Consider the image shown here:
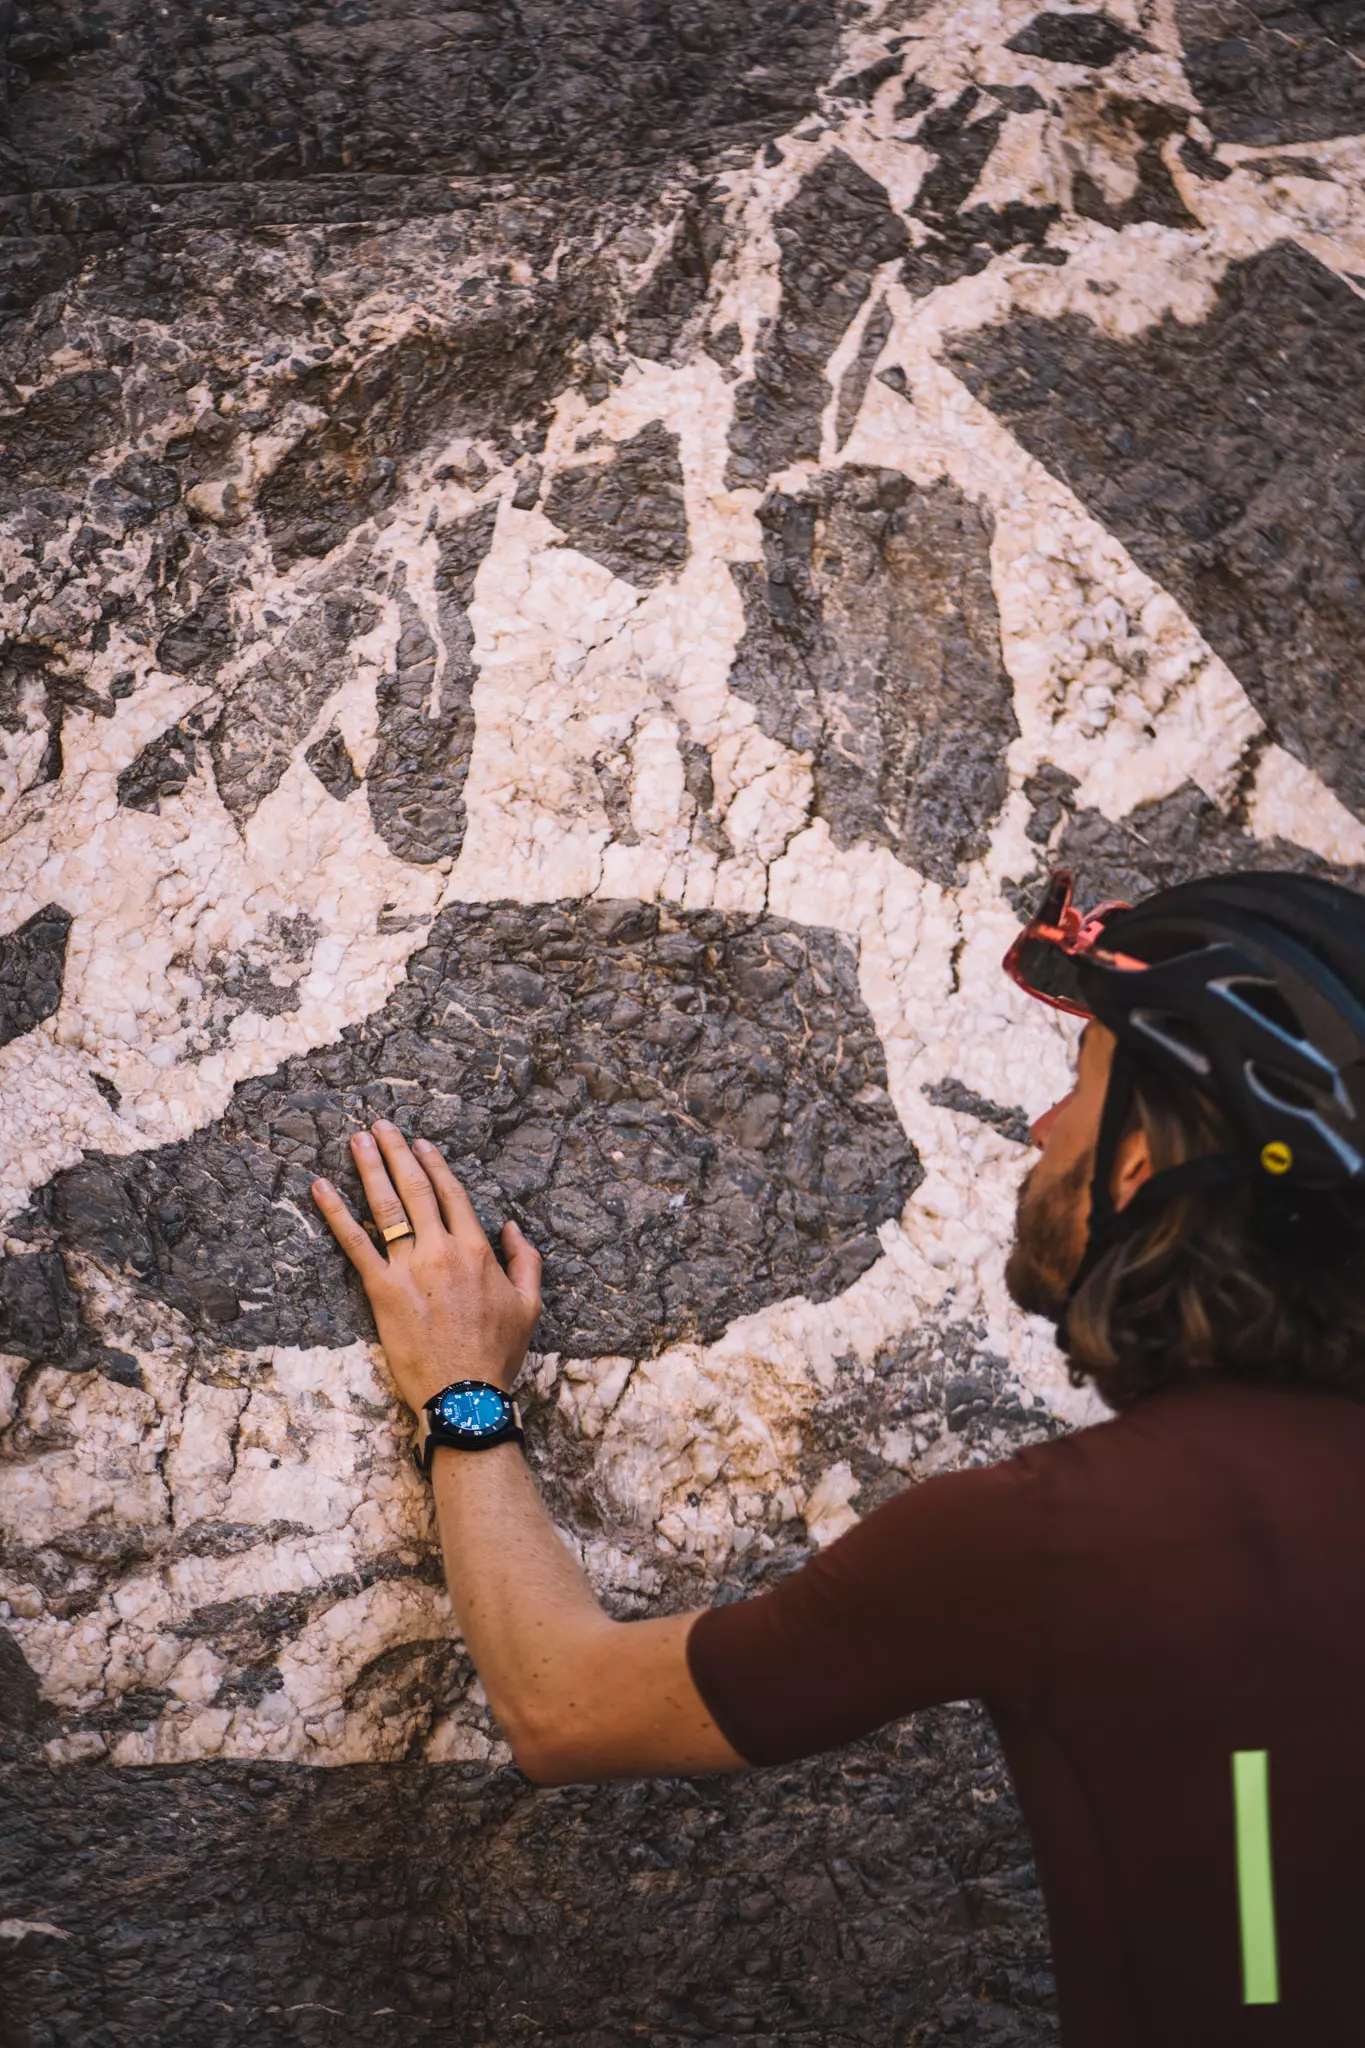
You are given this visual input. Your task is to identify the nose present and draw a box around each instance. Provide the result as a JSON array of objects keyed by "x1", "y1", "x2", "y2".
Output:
[{"x1": 1030, "y1": 1098, "x2": 1066, "y2": 1149}]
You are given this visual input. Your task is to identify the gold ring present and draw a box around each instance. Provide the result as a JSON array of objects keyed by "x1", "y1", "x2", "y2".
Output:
[{"x1": 382, "y1": 1220, "x2": 415, "y2": 1244}]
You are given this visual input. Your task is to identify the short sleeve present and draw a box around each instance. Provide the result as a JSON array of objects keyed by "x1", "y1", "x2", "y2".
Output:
[{"x1": 686, "y1": 1453, "x2": 1044, "y2": 1766}]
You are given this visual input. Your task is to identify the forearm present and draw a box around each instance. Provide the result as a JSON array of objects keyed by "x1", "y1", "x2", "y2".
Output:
[
  {"x1": 428, "y1": 1443, "x2": 739, "y2": 1783},
  {"x1": 429, "y1": 1440, "x2": 608, "y2": 1744}
]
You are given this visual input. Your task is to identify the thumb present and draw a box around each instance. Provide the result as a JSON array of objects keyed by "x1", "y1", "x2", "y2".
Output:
[{"x1": 502, "y1": 1218, "x2": 543, "y2": 1315}]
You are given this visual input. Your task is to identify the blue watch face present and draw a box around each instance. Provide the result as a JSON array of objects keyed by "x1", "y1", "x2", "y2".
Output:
[{"x1": 436, "y1": 1384, "x2": 509, "y2": 1435}]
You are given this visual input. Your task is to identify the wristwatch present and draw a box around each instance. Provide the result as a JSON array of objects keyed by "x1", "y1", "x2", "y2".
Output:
[{"x1": 412, "y1": 1379, "x2": 524, "y2": 1477}]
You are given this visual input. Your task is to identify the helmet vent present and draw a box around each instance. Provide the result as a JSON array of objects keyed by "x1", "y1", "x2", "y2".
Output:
[
  {"x1": 1245, "y1": 1060, "x2": 1322, "y2": 1116},
  {"x1": 1215, "y1": 977, "x2": 1305, "y2": 1042},
  {"x1": 1131, "y1": 1008, "x2": 1211, "y2": 1076}
]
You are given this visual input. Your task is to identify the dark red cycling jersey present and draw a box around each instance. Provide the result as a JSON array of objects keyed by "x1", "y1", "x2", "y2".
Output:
[{"x1": 687, "y1": 1379, "x2": 1365, "y2": 2046}]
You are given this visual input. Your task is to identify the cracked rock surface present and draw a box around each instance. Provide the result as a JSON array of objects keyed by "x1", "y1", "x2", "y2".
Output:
[
  {"x1": 7, "y1": 899, "x2": 919, "y2": 1362},
  {"x1": 731, "y1": 468, "x2": 1019, "y2": 887},
  {"x1": 948, "y1": 242, "x2": 1365, "y2": 825}
]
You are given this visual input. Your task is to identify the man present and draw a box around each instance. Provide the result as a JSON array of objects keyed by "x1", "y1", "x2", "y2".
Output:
[{"x1": 312, "y1": 869, "x2": 1365, "y2": 2046}]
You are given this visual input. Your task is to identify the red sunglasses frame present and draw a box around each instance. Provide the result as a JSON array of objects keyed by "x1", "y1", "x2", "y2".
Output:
[{"x1": 1002, "y1": 870, "x2": 1143, "y2": 1019}]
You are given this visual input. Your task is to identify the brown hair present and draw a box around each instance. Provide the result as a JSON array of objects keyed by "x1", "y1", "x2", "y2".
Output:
[{"x1": 1065, "y1": 1065, "x2": 1365, "y2": 1408}]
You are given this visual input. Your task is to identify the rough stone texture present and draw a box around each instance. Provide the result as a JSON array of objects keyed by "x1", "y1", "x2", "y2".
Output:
[
  {"x1": 365, "y1": 504, "x2": 497, "y2": 865},
  {"x1": 923, "y1": 1079, "x2": 1032, "y2": 1149},
  {"x1": 0, "y1": 1710, "x2": 1056, "y2": 2048},
  {"x1": 1005, "y1": 11, "x2": 1152, "y2": 66},
  {"x1": 1010, "y1": 779, "x2": 1365, "y2": 913},
  {"x1": 0, "y1": 0, "x2": 842, "y2": 196},
  {"x1": 730, "y1": 469, "x2": 1019, "y2": 885},
  {"x1": 622, "y1": 187, "x2": 730, "y2": 365},
  {"x1": 900, "y1": 87, "x2": 1059, "y2": 298},
  {"x1": 947, "y1": 242, "x2": 1365, "y2": 824},
  {"x1": 303, "y1": 724, "x2": 360, "y2": 803},
  {"x1": 5, "y1": 900, "x2": 920, "y2": 1363},
  {"x1": 835, "y1": 296, "x2": 895, "y2": 448},
  {"x1": 253, "y1": 285, "x2": 594, "y2": 568},
  {"x1": 727, "y1": 151, "x2": 909, "y2": 486},
  {"x1": 0, "y1": 904, "x2": 72, "y2": 1047},
  {"x1": 1176, "y1": 0, "x2": 1365, "y2": 145},
  {"x1": 544, "y1": 421, "x2": 690, "y2": 588},
  {"x1": 2, "y1": 0, "x2": 1364, "y2": 2038},
  {"x1": 210, "y1": 588, "x2": 380, "y2": 826},
  {"x1": 117, "y1": 718, "x2": 205, "y2": 814}
]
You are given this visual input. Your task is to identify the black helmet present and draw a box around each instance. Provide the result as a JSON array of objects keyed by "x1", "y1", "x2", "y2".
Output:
[{"x1": 1004, "y1": 868, "x2": 1365, "y2": 1318}]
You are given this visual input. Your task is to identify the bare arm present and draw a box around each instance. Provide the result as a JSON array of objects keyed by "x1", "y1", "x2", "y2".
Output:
[{"x1": 312, "y1": 1119, "x2": 744, "y2": 1784}]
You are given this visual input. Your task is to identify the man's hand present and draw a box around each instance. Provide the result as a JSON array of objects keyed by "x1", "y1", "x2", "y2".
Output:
[{"x1": 312, "y1": 1120, "x2": 542, "y2": 1410}]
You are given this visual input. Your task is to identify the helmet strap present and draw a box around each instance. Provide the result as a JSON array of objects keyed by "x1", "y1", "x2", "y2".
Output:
[{"x1": 1055, "y1": 1043, "x2": 1242, "y2": 1349}]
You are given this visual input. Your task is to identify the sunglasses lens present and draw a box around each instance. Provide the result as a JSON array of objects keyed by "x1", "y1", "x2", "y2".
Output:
[{"x1": 1012, "y1": 936, "x2": 1090, "y2": 1011}]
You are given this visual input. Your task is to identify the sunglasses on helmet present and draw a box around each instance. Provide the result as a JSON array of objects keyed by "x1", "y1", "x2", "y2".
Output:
[{"x1": 1002, "y1": 870, "x2": 1143, "y2": 1018}]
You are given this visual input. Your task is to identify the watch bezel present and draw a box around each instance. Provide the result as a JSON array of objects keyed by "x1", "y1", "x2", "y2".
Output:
[{"x1": 412, "y1": 1379, "x2": 524, "y2": 1476}]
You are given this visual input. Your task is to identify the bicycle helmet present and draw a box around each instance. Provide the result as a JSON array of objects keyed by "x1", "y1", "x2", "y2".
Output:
[{"x1": 1004, "y1": 867, "x2": 1365, "y2": 1319}]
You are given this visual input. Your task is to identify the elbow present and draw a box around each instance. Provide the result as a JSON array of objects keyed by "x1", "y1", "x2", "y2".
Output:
[
  {"x1": 507, "y1": 1730, "x2": 597, "y2": 1787},
  {"x1": 503, "y1": 1708, "x2": 598, "y2": 1787},
  {"x1": 510, "y1": 1736, "x2": 577, "y2": 1786}
]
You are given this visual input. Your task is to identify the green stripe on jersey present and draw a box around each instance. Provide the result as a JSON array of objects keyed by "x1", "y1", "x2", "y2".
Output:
[{"x1": 1232, "y1": 1749, "x2": 1280, "y2": 2005}]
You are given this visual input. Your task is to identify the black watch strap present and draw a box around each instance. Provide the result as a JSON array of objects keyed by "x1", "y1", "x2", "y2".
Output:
[{"x1": 412, "y1": 1382, "x2": 524, "y2": 1478}]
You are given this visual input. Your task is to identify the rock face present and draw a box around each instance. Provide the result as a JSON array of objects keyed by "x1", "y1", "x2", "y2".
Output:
[
  {"x1": 948, "y1": 242, "x2": 1365, "y2": 825},
  {"x1": 8, "y1": 899, "x2": 919, "y2": 1362},
  {"x1": 2, "y1": 0, "x2": 1364, "y2": 2040},
  {"x1": 726, "y1": 150, "x2": 910, "y2": 486},
  {"x1": 730, "y1": 469, "x2": 1018, "y2": 886},
  {"x1": 0, "y1": 905, "x2": 72, "y2": 1047}
]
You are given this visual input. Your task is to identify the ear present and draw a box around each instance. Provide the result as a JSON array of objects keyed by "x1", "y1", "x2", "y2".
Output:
[{"x1": 1110, "y1": 1123, "x2": 1153, "y2": 1211}]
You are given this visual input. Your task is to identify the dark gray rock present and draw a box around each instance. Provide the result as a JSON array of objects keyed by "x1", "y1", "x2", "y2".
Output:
[
  {"x1": 155, "y1": 587, "x2": 235, "y2": 682},
  {"x1": 210, "y1": 587, "x2": 378, "y2": 828},
  {"x1": 1177, "y1": 0, "x2": 1365, "y2": 145},
  {"x1": 924, "y1": 1078, "x2": 1033, "y2": 1147},
  {"x1": 6, "y1": 899, "x2": 920, "y2": 1363},
  {"x1": 365, "y1": 502, "x2": 497, "y2": 865},
  {"x1": 622, "y1": 185, "x2": 729, "y2": 363},
  {"x1": 0, "y1": 1245, "x2": 80, "y2": 1361},
  {"x1": 834, "y1": 52, "x2": 909, "y2": 103},
  {"x1": 0, "y1": 367, "x2": 124, "y2": 517},
  {"x1": 1069, "y1": 101, "x2": 1198, "y2": 232},
  {"x1": 834, "y1": 295, "x2": 894, "y2": 447},
  {"x1": 0, "y1": 1709, "x2": 1057, "y2": 2048},
  {"x1": 194, "y1": 910, "x2": 322, "y2": 1050},
  {"x1": 0, "y1": 1629, "x2": 45, "y2": 1737},
  {"x1": 256, "y1": 281, "x2": 607, "y2": 566},
  {"x1": 1021, "y1": 764, "x2": 1081, "y2": 847},
  {"x1": 726, "y1": 152, "x2": 909, "y2": 488},
  {"x1": 0, "y1": 651, "x2": 132, "y2": 797},
  {"x1": 0, "y1": 902, "x2": 72, "y2": 1046},
  {"x1": 729, "y1": 468, "x2": 1019, "y2": 885},
  {"x1": 1005, "y1": 11, "x2": 1153, "y2": 64},
  {"x1": 1, "y1": 0, "x2": 841, "y2": 200},
  {"x1": 800, "y1": 1319, "x2": 1062, "y2": 1518},
  {"x1": 901, "y1": 88, "x2": 1059, "y2": 298},
  {"x1": 1005, "y1": 779, "x2": 1365, "y2": 915},
  {"x1": 304, "y1": 725, "x2": 360, "y2": 802},
  {"x1": 948, "y1": 242, "x2": 1365, "y2": 823},
  {"x1": 543, "y1": 421, "x2": 690, "y2": 588},
  {"x1": 117, "y1": 720, "x2": 202, "y2": 813}
]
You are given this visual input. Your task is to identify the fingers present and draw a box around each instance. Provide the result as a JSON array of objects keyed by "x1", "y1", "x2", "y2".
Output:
[
  {"x1": 502, "y1": 1218, "x2": 543, "y2": 1316},
  {"x1": 345, "y1": 1126, "x2": 417, "y2": 1248},
  {"x1": 412, "y1": 1138, "x2": 496, "y2": 1254},
  {"x1": 311, "y1": 1177, "x2": 386, "y2": 1282},
  {"x1": 369, "y1": 1121, "x2": 443, "y2": 1239}
]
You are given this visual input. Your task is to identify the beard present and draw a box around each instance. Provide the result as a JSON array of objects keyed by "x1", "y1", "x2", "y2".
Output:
[{"x1": 1005, "y1": 1148, "x2": 1093, "y2": 1321}]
